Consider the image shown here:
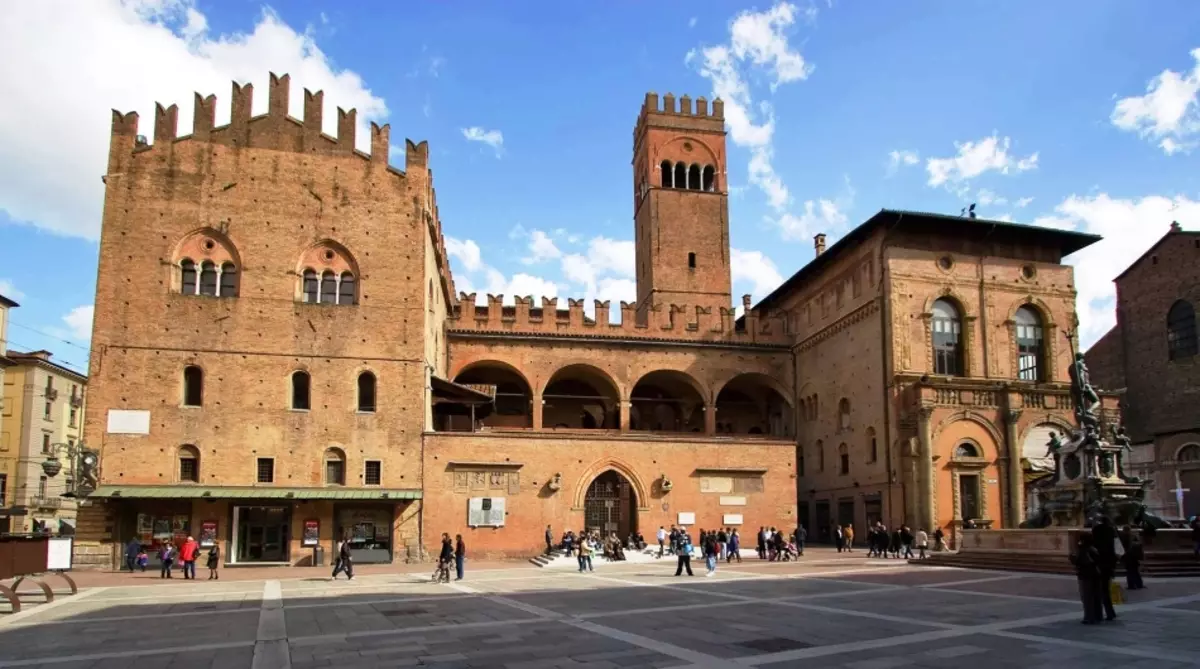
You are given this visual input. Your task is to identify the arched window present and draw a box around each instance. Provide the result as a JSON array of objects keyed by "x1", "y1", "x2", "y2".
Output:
[
  {"x1": 183, "y1": 366, "x2": 203, "y2": 407},
  {"x1": 324, "y1": 448, "x2": 346, "y2": 485},
  {"x1": 219, "y1": 262, "x2": 238, "y2": 297},
  {"x1": 660, "y1": 160, "x2": 673, "y2": 188},
  {"x1": 838, "y1": 443, "x2": 850, "y2": 475},
  {"x1": 1178, "y1": 444, "x2": 1200, "y2": 463},
  {"x1": 954, "y1": 442, "x2": 980, "y2": 459},
  {"x1": 302, "y1": 270, "x2": 319, "y2": 303},
  {"x1": 180, "y1": 260, "x2": 197, "y2": 295},
  {"x1": 198, "y1": 261, "x2": 218, "y2": 296},
  {"x1": 838, "y1": 398, "x2": 850, "y2": 431},
  {"x1": 291, "y1": 371, "x2": 311, "y2": 411},
  {"x1": 932, "y1": 298, "x2": 963, "y2": 376},
  {"x1": 178, "y1": 445, "x2": 200, "y2": 483},
  {"x1": 338, "y1": 272, "x2": 357, "y2": 305},
  {"x1": 702, "y1": 165, "x2": 715, "y2": 191},
  {"x1": 1167, "y1": 300, "x2": 1198, "y2": 361},
  {"x1": 817, "y1": 439, "x2": 825, "y2": 472},
  {"x1": 688, "y1": 164, "x2": 701, "y2": 190},
  {"x1": 357, "y1": 371, "x2": 376, "y2": 413},
  {"x1": 674, "y1": 163, "x2": 686, "y2": 190},
  {"x1": 1015, "y1": 306, "x2": 1044, "y2": 381},
  {"x1": 320, "y1": 271, "x2": 337, "y2": 304}
]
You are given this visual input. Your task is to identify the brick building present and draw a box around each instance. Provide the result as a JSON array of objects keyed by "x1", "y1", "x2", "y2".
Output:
[
  {"x1": 79, "y1": 74, "x2": 1105, "y2": 566},
  {"x1": 1085, "y1": 222, "x2": 1200, "y2": 520}
]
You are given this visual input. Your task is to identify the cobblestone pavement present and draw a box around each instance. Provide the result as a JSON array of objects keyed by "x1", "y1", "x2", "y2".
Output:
[{"x1": 2, "y1": 554, "x2": 1199, "y2": 668}]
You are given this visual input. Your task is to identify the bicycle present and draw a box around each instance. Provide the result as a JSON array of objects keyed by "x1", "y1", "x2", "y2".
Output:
[{"x1": 431, "y1": 560, "x2": 451, "y2": 584}]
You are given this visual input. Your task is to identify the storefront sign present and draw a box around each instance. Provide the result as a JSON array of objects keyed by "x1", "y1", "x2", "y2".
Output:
[
  {"x1": 302, "y1": 519, "x2": 320, "y2": 547},
  {"x1": 199, "y1": 521, "x2": 218, "y2": 547}
]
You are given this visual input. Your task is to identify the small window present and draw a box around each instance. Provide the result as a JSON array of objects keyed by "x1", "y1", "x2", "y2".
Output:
[
  {"x1": 338, "y1": 272, "x2": 356, "y2": 305},
  {"x1": 932, "y1": 298, "x2": 964, "y2": 376},
  {"x1": 364, "y1": 460, "x2": 382, "y2": 486},
  {"x1": 179, "y1": 445, "x2": 199, "y2": 483},
  {"x1": 256, "y1": 458, "x2": 274, "y2": 483},
  {"x1": 702, "y1": 165, "x2": 715, "y2": 191},
  {"x1": 302, "y1": 270, "x2": 319, "y2": 303},
  {"x1": 357, "y1": 372, "x2": 376, "y2": 413},
  {"x1": 1167, "y1": 300, "x2": 1198, "y2": 361},
  {"x1": 867, "y1": 427, "x2": 877, "y2": 463},
  {"x1": 954, "y1": 442, "x2": 980, "y2": 459},
  {"x1": 320, "y1": 271, "x2": 337, "y2": 304},
  {"x1": 183, "y1": 366, "x2": 203, "y2": 407},
  {"x1": 42, "y1": 434, "x2": 51, "y2": 453},
  {"x1": 838, "y1": 444, "x2": 850, "y2": 475},
  {"x1": 674, "y1": 163, "x2": 687, "y2": 190},
  {"x1": 1178, "y1": 444, "x2": 1200, "y2": 463},
  {"x1": 219, "y1": 262, "x2": 238, "y2": 297},
  {"x1": 199, "y1": 261, "x2": 218, "y2": 296},
  {"x1": 38, "y1": 476, "x2": 47, "y2": 498},
  {"x1": 660, "y1": 160, "x2": 673, "y2": 188},
  {"x1": 324, "y1": 448, "x2": 346, "y2": 485},
  {"x1": 687, "y1": 252, "x2": 696, "y2": 269},
  {"x1": 43, "y1": 402, "x2": 51, "y2": 420},
  {"x1": 1015, "y1": 306, "x2": 1044, "y2": 381},
  {"x1": 838, "y1": 398, "x2": 850, "y2": 431},
  {"x1": 687, "y1": 164, "x2": 701, "y2": 190},
  {"x1": 181, "y1": 259, "x2": 197, "y2": 294},
  {"x1": 817, "y1": 439, "x2": 825, "y2": 472},
  {"x1": 291, "y1": 371, "x2": 311, "y2": 411}
]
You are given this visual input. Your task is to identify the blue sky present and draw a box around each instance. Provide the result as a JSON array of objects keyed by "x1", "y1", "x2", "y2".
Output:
[{"x1": 2, "y1": 0, "x2": 1199, "y2": 377}]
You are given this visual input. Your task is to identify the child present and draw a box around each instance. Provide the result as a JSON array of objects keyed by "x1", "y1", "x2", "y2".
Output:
[
  {"x1": 136, "y1": 550, "x2": 148, "y2": 572},
  {"x1": 207, "y1": 543, "x2": 221, "y2": 580}
]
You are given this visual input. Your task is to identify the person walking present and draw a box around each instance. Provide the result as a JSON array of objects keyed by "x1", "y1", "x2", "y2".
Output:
[
  {"x1": 716, "y1": 528, "x2": 728, "y2": 561},
  {"x1": 727, "y1": 528, "x2": 741, "y2": 563},
  {"x1": 674, "y1": 530, "x2": 694, "y2": 576},
  {"x1": 454, "y1": 534, "x2": 466, "y2": 581},
  {"x1": 158, "y1": 542, "x2": 175, "y2": 579},
  {"x1": 578, "y1": 532, "x2": 594, "y2": 572},
  {"x1": 704, "y1": 531, "x2": 719, "y2": 577},
  {"x1": 206, "y1": 542, "x2": 221, "y2": 580},
  {"x1": 657, "y1": 526, "x2": 667, "y2": 558},
  {"x1": 124, "y1": 537, "x2": 141, "y2": 573},
  {"x1": 843, "y1": 525, "x2": 854, "y2": 552},
  {"x1": 179, "y1": 535, "x2": 199, "y2": 580},
  {"x1": 545, "y1": 525, "x2": 554, "y2": 555},
  {"x1": 1092, "y1": 517, "x2": 1118, "y2": 621},
  {"x1": 1070, "y1": 533, "x2": 1104, "y2": 624},
  {"x1": 757, "y1": 526, "x2": 767, "y2": 560},
  {"x1": 915, "y1": 528, "x2": 929, "y2": 559},
  {"x1": 332, "y1": 535, "x2": 355, "y2": 580},
  {"x1": 795, "y1": 525, "x2": 806, "y2": 556},
  {"x1": 834, "y1": 525, "x2": 844, "y2": 553},
  {"x1": 900, "y1": 526, "x2": 914, "y2": 560}
]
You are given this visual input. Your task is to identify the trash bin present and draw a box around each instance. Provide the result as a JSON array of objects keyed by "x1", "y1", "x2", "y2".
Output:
[{"x1": 312, "y1": 545, "x2": 325, "y2": 567}]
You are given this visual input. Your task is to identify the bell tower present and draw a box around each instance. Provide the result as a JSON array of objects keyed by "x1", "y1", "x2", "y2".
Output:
[{"x1": 632, "y1": 92, "x2": 731, "y2": 315}]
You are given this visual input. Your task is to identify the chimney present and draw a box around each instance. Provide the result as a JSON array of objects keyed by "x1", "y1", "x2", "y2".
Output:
[{"x1": 814, "y1": 233, "x2": 827, "y2": 256}]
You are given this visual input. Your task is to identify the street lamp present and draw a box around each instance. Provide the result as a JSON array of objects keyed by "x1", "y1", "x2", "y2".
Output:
[{"x1": 41, "y1": 442, "x2": 99, "y2": 498}]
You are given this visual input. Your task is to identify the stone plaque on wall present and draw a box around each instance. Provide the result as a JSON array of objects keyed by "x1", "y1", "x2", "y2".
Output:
[
  {"x1": 719, "y1": 496, "x2": 747, "y2": 506},
  {"x1": 699, "y1": 477, "x2": 733, "y2": 493}
]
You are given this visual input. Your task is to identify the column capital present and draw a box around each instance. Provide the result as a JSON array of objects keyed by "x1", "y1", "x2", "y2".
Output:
[
  {"x1": 1005, "y1": 409, "x2": 1023, "y2": 426},
  {"x1": 917, "y1": 405, "x2": 936, "y2": 421}
]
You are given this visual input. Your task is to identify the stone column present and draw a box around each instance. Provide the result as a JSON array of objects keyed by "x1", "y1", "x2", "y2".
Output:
[
  {"x1": 1005, "y1": 409, "x2": 1024, "y2": 526},
  {"x1": 918, "y1": 405, "x2": 936, "y2": 531},
  {"x1": 704, "y1": 403, "x2": 717, "y2": 435},
  {"x1": 532, "y1": 393, "x2": 543, "y2": 431},
  {"x1": 619, "y1": 400, "x2": 631, "y2": 431}
]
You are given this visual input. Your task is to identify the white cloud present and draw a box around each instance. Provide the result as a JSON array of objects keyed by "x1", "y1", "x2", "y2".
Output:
[
  {"x1": 886, "y1": 149, "x2": 919, "y2": 176},
  {"x1": 523, "y1": 230, "x2": 562, "y2": 264},
  {"x1": 731, "y1": 248, "x2": 783, "y2": 297},
  {"x1": 62, "y1": 305, "x2": 94, "y2": 341},
  {"x1": 776, "y1": 199, "x2": 847, "y2": 241},
  {"x1": 1031, "y1": 193, "x2": 1200, "y2": 347},
  {"x1": 976, "y1": 189, "x2": 1007, "y2": 207},
  {"x1": 0, "y1": 1, "x2": 388, "y2": 240},
  {"x1": 688, "y1": 16, "x2": 698, "y2": 28},
  {"x1": 1015, "y1": 197, "x2": 1034, "y2": 208},
  {"x1": 584, "y1": 237, "x2": 636, "y2": 278},
  {"x1": 461, "y1": 126, "x2": 504, "y2": 156},
  {"x1": 0, "y1": 279, "x2": 24, "y2": 302},
  {"x1": 925, "y1": 135, "x2": 1038, "y2": 188},
  {"x1": 688, "y1": 2, "x2": 815, "y2": 219},
  {"x1": 1111, "y1": 48, "x2": 1200, "y2": 155},
  {"x1": 445, "y1": 237, "x2": 483, "y2": 272}
]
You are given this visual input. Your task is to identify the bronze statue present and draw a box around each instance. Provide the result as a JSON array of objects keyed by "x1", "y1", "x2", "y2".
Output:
[
  {"x1": 1110, "y1": 424, "x2": 1141, "y2": 484},
  {"x1": 1067, "y1": 351, "x2": 1101, "y2": 434},
  {"x1": 1046, "y1": 431, "x2": 1064, "y2": 474}
]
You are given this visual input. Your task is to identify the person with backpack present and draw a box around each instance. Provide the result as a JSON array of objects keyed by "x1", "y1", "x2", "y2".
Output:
[{"x1": 674, "y1": 529, "x2": 694, "y2": 576}]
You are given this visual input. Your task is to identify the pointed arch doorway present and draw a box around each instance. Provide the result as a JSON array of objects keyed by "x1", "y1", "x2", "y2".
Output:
[{"x1": 584, "y1": 470, "x2": 638, "y2": 538}]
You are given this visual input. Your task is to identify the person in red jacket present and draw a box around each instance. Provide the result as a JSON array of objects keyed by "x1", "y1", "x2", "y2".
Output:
[{"x1": 179, "y1": 536, "x2": 200, "y2": 580}]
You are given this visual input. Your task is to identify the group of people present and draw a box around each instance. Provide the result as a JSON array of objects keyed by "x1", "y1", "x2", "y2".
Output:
[
  {"x1": 433, "y1": 533, "x2": 467, "y2": 582},
  {"x1": 124, "y1": 536, "x2": 220, "y2": 580},
  {"x1": 1071, "y1": 517, "x2": 1147, "y2": 624},
  {"x1": 756, "y1": 526, "x2": 803, "y2": 561},
  {"x1": 832, "y1": 522, "x2": 935, "y2": 559}
]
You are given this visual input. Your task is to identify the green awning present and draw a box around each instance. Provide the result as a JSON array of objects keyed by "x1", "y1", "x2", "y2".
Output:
[{"x1": 88, "y1": 486, "x2": 421, "y2": 501}]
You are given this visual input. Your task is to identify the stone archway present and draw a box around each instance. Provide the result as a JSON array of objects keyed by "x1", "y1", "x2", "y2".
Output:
[{"x1": 583, "y1": 470, "x2": 638, "y2": 539}]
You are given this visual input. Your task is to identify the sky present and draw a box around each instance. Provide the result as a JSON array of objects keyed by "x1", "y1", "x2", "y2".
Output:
[{"x1": 1, "y1": 0, "x2": 1199, "y2": 378}]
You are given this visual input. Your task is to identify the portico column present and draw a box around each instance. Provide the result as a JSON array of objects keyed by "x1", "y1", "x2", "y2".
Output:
[
  {"x1": 1005, "y1": 410, "x2": 1024, "y2": 527},
  {"x1": 619, "y1": 400, "x2": 631, "y2": 431},
  {"x1": 918, "y1": 405, "x2": 936, "y2": 531},
  {"x1": 705, "y1": 403, "x2": 716, "y2": 435},
  {"x1": 532, "y1": 393, "x2": 543, "y2": 431}
]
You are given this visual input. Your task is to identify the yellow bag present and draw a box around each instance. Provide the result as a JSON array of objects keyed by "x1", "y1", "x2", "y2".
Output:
[{"x1": 1110, "y1": 581, "x2": 1124, "y2": 605}]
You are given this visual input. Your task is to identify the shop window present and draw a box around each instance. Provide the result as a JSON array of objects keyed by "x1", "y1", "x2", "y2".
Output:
[
  {"x1": 364, "y1": 460, "x2": 381, "y2": 486},
  {"x1": 257, "y1": 458, "x2": 275, "y2": 484}
]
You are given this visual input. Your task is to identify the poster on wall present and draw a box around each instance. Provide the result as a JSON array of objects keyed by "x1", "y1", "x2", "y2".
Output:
[
  {"x1": 137, "y1": 514, "x2": 153, "y2": 535},
  {"x1": 199, "y1": 521, "x2": 218, "y2": 547},
  {"x1": 172, "y1": 515, "x2": 190, "y2": 534},
  {"x1": 302, "y1": 520, "x2": 320, "y2": 547},
  {"x1": 152, "y1": 518, "x2": 171, "y2": 539}
]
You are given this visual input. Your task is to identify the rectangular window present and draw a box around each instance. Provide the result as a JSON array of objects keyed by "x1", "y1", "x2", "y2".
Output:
[
  {"x1": 179, "y1": 457, "x2": 198, "y2": 483},
  {"x1": 44, "y1": 401, "x2": 52, "y2": 420},
  {"x1": 364, "y1": 460, "x2": 382, "y2": 486},
  {"x1": 38, "y1": 475, "x2": 47, "y2": 498},
  {"x1": 959, "y1": 474, "x2": 981, "y2": 521},
  {"x1": 0, "y1": 474, "x2": 6, "y2": 505},
  {"x1": 69, "y1": 407, "x2": 78, "y2": 427},
  {"x1": 840, "y1": 453, "x2": 850, "y2": 475},
  {"x1": 932, "y1": 318, "x2": 962, "y2": 376},
  {"x1": 326, "y1": 460, "x2": 345, "y2": 486},
  {"x1": 42, "y1": 434, "x2": 51, "y2": 453},
  {"x1": 256, "y1": 458, "x2": 274, "y2": 484}
]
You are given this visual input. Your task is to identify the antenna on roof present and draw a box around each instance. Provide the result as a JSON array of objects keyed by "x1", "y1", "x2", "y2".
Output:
[
  {"x1": 968, "y1": 203, "x2": 977, "y2": 219},
  {"x1": 960, "y1": 207, "x2": 967, "y2": 217}
]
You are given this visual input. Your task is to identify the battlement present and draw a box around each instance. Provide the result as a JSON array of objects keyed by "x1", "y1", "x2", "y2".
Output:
[
  {"x1": 107, "y1": 72, "x2": 430, "y2": 174},
  {"x1": 448, "y1": 293, "x2": 788, "y2": 345},
  {"x1": 634, "y1": 92, "x2": 726, "y2": 146}
]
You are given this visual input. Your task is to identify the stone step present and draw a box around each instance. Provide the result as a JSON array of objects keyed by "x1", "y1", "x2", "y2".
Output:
[{"x1": 913, "y1": 554, "x2": 1200, "y2": 577}]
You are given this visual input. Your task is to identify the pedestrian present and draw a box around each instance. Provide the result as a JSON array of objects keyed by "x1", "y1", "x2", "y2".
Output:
[
  {"x1": 795, "y1": 525, "x2": 806, "y2": 556},
  {"x1": 704, "y1": 531, "x2": 718, "y2": 577},
  {"x1": 179, "y1": 535, "x2": 199, "y2": 580},
  {"x1": 545, "y1": 524, "x2": 554, "y2": 555},
  {"x1": 915, "y1": 528, "x2": 929, "y2": 559},
  {"x1": 1122, "y1": 527, "x2": 1144, "y2": 590},
  {"x1": 332, "y1": 535, "x2": 355, "y2": 580},
  {"x1": 757, "y1": 526, "x2": 767, "y2": 559},
  {"x1": 136, "y1": 549, "x2": 148, "y2": 571},
  {"x1": 716, "y1": 527, "x2": 728, "y2": 561},
  {"x1": 1091, "y1": 517, "x2": 1119, "y2": 621},
  {"x1": 674, "y1": 530, "x2": 694, "y2": 576},
  {"x1": 454, "y1": 534, "x2": 466, "y2": 581},
  {"x1": 932, "y1": 527, "x2": 945, "y2": 552},
  {"x1": 834, "y1": 525, "x2": 844, "y2": 553},
  {"x1": 158, "y1": 542, "x2": 175, "y2": 579},
  {"x1": 657, "y1": 525, "x2": 667, "y2": 558},
  {"x1": 727, "y1": 528, "x2": 741, "y2": 563},
  {"x1": 843, "y1": 525, "x2": 854, "y2": 552},
  {"x1": 206, "y1": 542, "x2": 220, "y2": 580},
  {"x1": 578, "y1": 532, "x2": 594, "y2": 572},
  {"x1": 1070, "y1": 533, "x2": 1103, "y2": 624},
  {"x1": 124, "y1": 537, "x2": 140, "y2": 573},
  {"x1": 1191, "y1": 516, "x2": 1200, "y2": 557},
  {"x1": 901, "y1": 526, "x2": 914, "y2": 559}
]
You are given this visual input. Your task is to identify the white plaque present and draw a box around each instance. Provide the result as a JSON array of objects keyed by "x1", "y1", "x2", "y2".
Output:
[
  {"x1": 719, "y1": 496, "x2": 746, "y2": 506},
  {"x1": 467, "y1": 497, "x2": 505, "y2": 527},
  {"x1": 723, "y1": 514, "x2": 744, "y2": 525},
  {"x1": 46, "y1": 537, "x2": 73, "y2": 570},
  {"x1": 107, "y1": 409, "x2": 151, "y2": 435},
  {"x1": 677, "y1": 512, "x2": 695, "y2": 526}
]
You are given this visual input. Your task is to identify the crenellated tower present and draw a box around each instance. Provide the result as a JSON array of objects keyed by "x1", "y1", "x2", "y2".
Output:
[{"x1": 632, "y1": 92, "x2": 731, "y2": 315}]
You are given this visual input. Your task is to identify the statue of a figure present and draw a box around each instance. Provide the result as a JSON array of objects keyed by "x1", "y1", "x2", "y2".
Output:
[
  {"x1": 1110, "y1": 424, "x2": 1142, "y2": 484},
  {"x1": 1068, "y1": 352, "x2": 1101, "y2": 434},
  {"x1": 1046, "y1": 431, "x2": 1064, "y2": 474}
]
